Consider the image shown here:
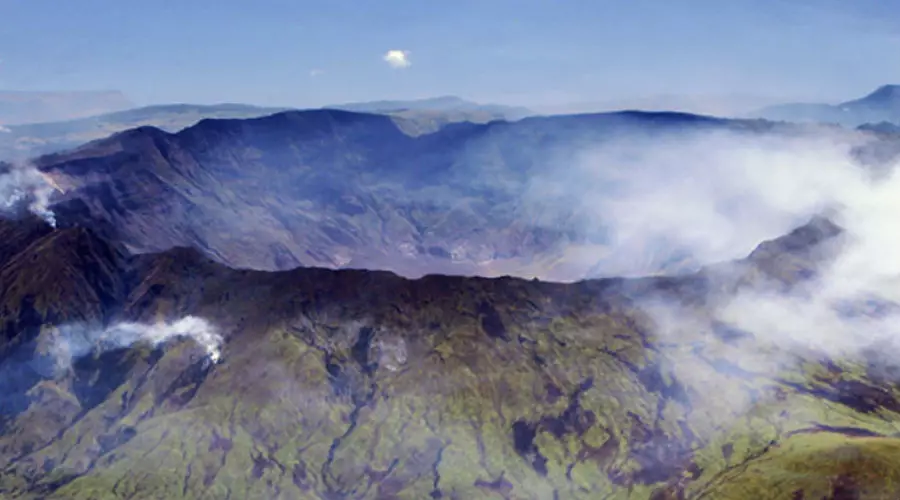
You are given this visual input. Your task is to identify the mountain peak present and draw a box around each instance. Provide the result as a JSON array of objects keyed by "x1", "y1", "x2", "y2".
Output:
[
  {"x1": 865, "y1": 84, "x2": 900, "y2": 101},
  {"x1": 753, "y1": 85, "x2": 900, "y2": 126},
  {"x1": 841, "y1": 84, "x2": 900, "y2": 109}
]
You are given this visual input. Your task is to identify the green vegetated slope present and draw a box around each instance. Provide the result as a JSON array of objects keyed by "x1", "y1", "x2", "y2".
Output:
[{"x1": 1, "y1": 215, "x2": 899, "y2": 499}]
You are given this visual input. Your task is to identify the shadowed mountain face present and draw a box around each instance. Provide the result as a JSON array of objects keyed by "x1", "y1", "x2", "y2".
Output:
[
  {"x1": 2, "y1": 213, "x2": 900, "y2": 499},
  {"x1": 28, "y1": 108, "x2": 895, "y2": 282},
  {"x1": 751, "y1": 84, "x2": 900, "y2": 127}
]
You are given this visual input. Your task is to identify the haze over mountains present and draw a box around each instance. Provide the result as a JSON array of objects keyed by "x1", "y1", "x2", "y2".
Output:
[
  {"x1": 535, "y1": 93, "x2": 781, "y2": 118},
  {"x1": 0, "y1": 104, "x2": 294, "y2": 162},
  {"x1": 0, "y1": 96, "x2": 531, "y2": 161},
  {"x1": 15, "y1": 107, "x2": 896, "y2": 283},
  {"x1": 325, "y1": 95, "x2": 531, "y2": 120},
  {"x1": 2, "y1": 80, "x2": 900, "y2": 499},
  {"x1": 0, "y1": 91, "x2": 135, "y2": 125},
  {"x1": 7, "y1": 0, "x2": 900, "y2": 495},
  {"x1": 3, "y1": 183, "x2": 900, "y2": 498},
  {"x1": 4, "y1": 84, "x2": 898, "y2": 166}
]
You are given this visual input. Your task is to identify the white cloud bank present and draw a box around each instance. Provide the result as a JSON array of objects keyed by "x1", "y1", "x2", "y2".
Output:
[
  {"x1": 517, "y1": 125, "x2": 900, "y2": 428},
  {"x1": 563, "y1": 126, "x2": 900, "y2": 366}
]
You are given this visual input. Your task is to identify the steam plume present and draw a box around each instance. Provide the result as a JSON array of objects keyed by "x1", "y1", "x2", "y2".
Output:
[
  {"x1": 0, "y1": 163, "x2": 58, "y2": 227},
  {"x1": 49, "y1": 316, "x2": 223, "y2": 372},
  {"x1": 575, "y1": 127, "x2": 900, "y2": 365}
]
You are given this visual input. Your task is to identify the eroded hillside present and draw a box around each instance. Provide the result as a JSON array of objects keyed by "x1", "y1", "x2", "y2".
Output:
[
  {"x1": 1, "y1": 214, "x2": 899, "y2": 499},
  {"x1": 26, "y1": 109, "x2": 898, "y2": 282}
]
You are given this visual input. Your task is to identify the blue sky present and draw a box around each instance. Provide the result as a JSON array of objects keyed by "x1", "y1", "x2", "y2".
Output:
[{"x1": 0, "y1": 0, "x2": 898, "y2": 108}]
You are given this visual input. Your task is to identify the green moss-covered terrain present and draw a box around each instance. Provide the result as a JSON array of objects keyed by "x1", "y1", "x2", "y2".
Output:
[{"x1": 0, "y1": 212, "x2": 898, "y2": 499}]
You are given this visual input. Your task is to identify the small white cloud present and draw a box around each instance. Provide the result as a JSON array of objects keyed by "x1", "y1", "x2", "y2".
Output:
[
  {"x1": 383, "y1": 49, "x2": 411, "y2": 69},
  {"x1": 309, "y1": 68, "x2": 325, "y2": 77}
]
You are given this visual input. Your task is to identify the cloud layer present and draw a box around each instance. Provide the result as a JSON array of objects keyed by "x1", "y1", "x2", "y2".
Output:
[
  {"x1": 566, "y1": 125, "x2": 900, "y2": 392},
  {"x1": 512, "y1": 124, "x2": 896, "y2": 429},
  {"x1": 520, "y1": 127, "x2": 875, "y2": 278}
]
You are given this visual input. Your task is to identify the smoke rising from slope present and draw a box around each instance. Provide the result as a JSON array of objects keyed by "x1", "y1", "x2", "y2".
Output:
[
  {"x1": 0, "y1": 162, "x2": 57, "y2": 227},
  {"x1": 524, "y1": 129, "x2": 871, "y2": 278},
  {"x1": 715, "y1": 162, "x2": 900, "y2": 357},
  {"x1": 49, "y1": 316, "x2": 223, "y2": 372},
  {"x1": 520, "y1": 126, "x2": 899, "y2": 431},
  {"x1": 550, "y1": 126, "x2": 900, "y2": 367}
]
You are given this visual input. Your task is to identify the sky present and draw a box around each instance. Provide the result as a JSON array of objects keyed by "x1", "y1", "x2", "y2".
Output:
[{"x1": 0, "y1": 0, "x2": 898, "y2": 110}]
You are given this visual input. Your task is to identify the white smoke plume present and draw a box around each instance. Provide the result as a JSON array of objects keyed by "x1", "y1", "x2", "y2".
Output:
[
  {"x1": 523, "y1": 129, "x2": 870, "y2": 278},
  {"x1": 0, "y1": 162, "x2": 58, "y2": 227},
  {"x1": 519, "y1": 126, "x2": 900, "y2": 430},
  {"x1": 48, "y1": 316, "x2": 223, "y2": 372},
  {"x1": 551, "y1": 126, "x2": 900, "y2": 362},
  {"x1": 713, "y1": 160, "x2": 900, "y2": 357}
]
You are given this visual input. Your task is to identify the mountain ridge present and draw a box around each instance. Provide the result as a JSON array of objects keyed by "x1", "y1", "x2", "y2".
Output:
[
  {"x1": 323, "y1": 95, "x2": 532, "y2": 119},
  {"x1": 1, "y1": 211, "x2": 899, "y2": 498},
  {"x1": 25, "y1": 107, "x2": 888, "y2": 285},
  {"x1": 0, "y1": 97, "x2": 533, "y2": 161},
  {"x1": 841, "y1": 84, "x2": 900, "y2": 108}
]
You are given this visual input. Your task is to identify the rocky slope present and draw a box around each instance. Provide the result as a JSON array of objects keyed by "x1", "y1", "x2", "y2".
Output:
[
  {"x1": 1, "y1": 212, "x2": 899, "y2": 499},
  {"x1": 28, "y1": 108, "x2": 891, "y2": 282}
]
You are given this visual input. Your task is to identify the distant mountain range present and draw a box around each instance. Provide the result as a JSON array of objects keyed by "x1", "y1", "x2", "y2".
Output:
[
  {"x1": 0, "y1": 90, "x2": 134, "y2": 125},
  {"x1": 327, "y1": 95, "x2": 531, "y2": 117},
  {"x1": 0, "y1": 97, "x2": 532, "y2": 161},
  {"x1": 6, "y1": 84, "x2": 900, "y2": 164},
  {"x1": 537, "y1": 93, "x2": 783, "y2": 117},
  {"x1": 750, "y1": 84, "x2": 900, "y2": 127},
  {"x1": 3, "y1": 102, "x2": 900, "y2": 498},
  {"x1": 324, "y1": 96, "x2": 533, "y2": 136},
  {"x1": 0, "y1": 103, "x2": 293, "y2": 161},
  {"x1": 22, "y1": 108, "x2": 894, "y2": 283}
]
